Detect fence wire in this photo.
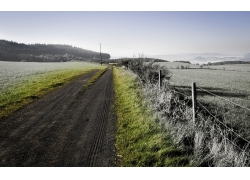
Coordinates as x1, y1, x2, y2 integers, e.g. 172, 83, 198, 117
171, 89, 190, 99
197, 113, 250, 158
169, 85, 250, 156
197, 100, 250, 145
197, 86, 250, 112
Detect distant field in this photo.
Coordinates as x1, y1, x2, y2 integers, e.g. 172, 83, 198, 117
157, 63, 250, 99
0, 61, 105, 118
157, 62, 200, 69
0, 61, 102, 91
158, 61, 250, 72
170, 69, 250, 96
159, 63, 250, 139
206, 64, 250, 72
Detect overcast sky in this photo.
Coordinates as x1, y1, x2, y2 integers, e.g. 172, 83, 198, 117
1, 3, 250, 59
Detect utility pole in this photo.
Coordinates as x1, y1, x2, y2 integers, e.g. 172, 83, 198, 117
100, 43, 102, 65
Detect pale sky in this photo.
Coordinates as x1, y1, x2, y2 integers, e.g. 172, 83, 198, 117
1, 2, 250, 59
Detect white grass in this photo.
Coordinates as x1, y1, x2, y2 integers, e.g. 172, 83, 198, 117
0, 61, 99, 91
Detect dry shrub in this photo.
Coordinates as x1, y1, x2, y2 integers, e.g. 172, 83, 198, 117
128, 55, 171, 85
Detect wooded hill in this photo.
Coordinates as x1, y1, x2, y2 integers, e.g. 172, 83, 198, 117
0, 40, 110, 62
105, 58, 167, 64
204, 60, 250, 66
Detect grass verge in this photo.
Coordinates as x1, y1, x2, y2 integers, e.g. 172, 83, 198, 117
0, 65, 106, 119
113, 67, 192, 166
84, 67, 107, 88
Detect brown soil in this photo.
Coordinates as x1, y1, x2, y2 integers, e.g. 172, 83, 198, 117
0, 67, 118, 167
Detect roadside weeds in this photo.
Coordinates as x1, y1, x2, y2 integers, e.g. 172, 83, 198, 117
113, 67, 192, 167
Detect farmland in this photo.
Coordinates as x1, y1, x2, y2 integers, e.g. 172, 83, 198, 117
158, 61, 250, 72
1, 59, 250, 166
158, 62, 250, 140
121, 59, 250, 166
0, 66, 117, 166
0, 61, 104, 91
0, 61, 106, 118
206, 64, 250, 72
157, 62, 250, 104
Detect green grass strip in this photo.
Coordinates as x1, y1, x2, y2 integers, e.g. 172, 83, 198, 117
113, 67, 191, 167
0, 65, 106, 119
84, 67, 107, 88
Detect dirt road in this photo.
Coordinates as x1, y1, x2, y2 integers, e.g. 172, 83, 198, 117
0, 67, 118, 166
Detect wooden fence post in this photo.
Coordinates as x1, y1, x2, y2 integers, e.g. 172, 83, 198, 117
159, 70, 162, 90
192, 82, 197, 124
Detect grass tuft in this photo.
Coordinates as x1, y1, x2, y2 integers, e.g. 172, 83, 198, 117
84, 67, 107, 88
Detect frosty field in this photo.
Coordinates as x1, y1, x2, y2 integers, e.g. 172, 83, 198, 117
159, 63, 250, 139
0, 61, 105, 118
0, 61, 102, 91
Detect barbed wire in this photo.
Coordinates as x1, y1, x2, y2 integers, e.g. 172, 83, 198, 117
197, 86, 250, 112
197, 100, 250, 145
170, 89, 191, 99
164, 83, 250, 160
165, 85, 250, 147
197, 113, 250, 158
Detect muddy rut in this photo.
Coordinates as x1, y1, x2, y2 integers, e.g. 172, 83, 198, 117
0, 67, 118, 167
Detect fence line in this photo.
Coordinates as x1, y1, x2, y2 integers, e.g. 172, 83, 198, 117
171, 89, 190, 98
197, 100, 250, 145
168, 82, 250, 151
197, 86, 250, 112
197, 113, 250, 157
171, 85, 250, 112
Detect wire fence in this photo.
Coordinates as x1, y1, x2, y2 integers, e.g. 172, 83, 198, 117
170, 84, 250, 156
197, 86, 250, 112
127, 66, 250, 165
197, 112, 250, 157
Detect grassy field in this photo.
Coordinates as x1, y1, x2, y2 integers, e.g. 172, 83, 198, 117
158, 63, 250, 140
0, 61, 104, 91
206, 64, 250, 72
157, 62, 201, 69
113, 67, 192, 166
158, 61, 250, 72
0, 61, 106, 119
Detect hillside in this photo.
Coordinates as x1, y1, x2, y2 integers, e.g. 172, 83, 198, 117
204, 60, 250, 66
0, 40, 110, 62
105, 57, 167, 64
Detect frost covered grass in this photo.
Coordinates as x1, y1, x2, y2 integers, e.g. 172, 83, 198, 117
0, 61, 105, 118
165, 68, 250, 141
115, 58, 250, 166
113, 67, 191, 167
0, 61, 102, 91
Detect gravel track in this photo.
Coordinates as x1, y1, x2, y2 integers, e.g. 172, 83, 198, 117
0, 67, 118, 167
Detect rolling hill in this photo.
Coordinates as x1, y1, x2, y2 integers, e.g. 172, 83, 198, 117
0, 39, 111, 62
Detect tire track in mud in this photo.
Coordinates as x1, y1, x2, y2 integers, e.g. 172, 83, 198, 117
0, 67, 118, 167
0, 70, 98, 143
87, 69, 114, 166
88, 101, 108, 166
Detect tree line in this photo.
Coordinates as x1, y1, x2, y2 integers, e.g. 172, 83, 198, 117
0, 40, 110, 62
